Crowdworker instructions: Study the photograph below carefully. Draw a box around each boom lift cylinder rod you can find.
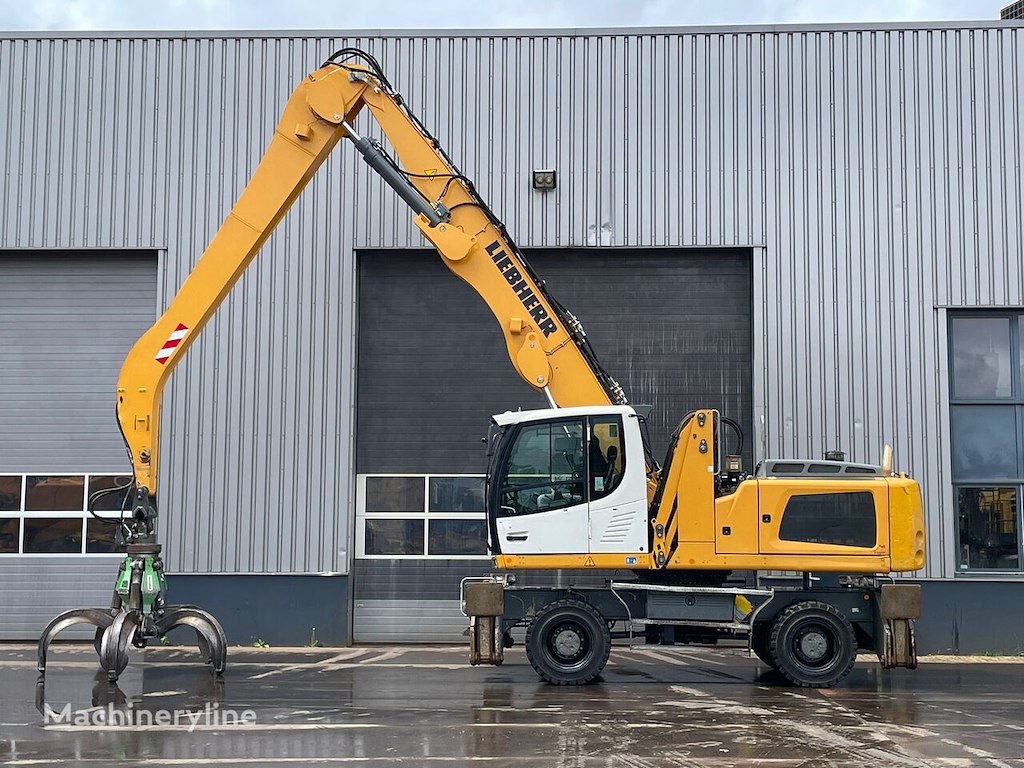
[342,120,450,227]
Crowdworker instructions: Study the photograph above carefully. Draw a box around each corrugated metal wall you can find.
[1,23,1021,578]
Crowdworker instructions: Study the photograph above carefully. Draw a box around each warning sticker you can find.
[424,168,438,177]
[155,323,189,365]
[583,556,596,567]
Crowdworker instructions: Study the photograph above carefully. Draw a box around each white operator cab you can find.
[486,405,649,556]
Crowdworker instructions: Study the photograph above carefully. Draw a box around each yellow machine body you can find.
[493,409,925,574]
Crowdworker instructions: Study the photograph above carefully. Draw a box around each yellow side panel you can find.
[756,479,890,557]
[888,476,926,571]
[714,480,760,554]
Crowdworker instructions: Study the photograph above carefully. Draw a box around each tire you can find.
[749,624,775,668]
[525,599,611,685]
[768,600,857,688]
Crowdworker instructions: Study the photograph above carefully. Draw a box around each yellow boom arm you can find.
[117,55,618,495]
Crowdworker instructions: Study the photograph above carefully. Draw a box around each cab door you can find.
[493,418,590,555]
[587,415,648,554]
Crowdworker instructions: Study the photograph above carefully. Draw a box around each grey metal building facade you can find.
[1,21,1022,651]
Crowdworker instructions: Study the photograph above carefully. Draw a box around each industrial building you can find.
[1,20,1022,652]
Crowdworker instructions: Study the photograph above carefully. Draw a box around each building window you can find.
[0,474,129,556]
[356,475,489,559]
[949,314,1024,573]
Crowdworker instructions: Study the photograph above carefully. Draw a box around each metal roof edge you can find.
[2,20,1024,41]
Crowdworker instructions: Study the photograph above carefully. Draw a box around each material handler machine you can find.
[38,49,925,688]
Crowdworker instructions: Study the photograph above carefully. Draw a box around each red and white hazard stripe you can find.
[155,323,189,364]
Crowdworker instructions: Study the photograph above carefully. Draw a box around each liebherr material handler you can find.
[38,49,925,688]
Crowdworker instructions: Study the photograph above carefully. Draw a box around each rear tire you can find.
[768,601,857,688]
[749,624,775,667]
[525,599,611,685]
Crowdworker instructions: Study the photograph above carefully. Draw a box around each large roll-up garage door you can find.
[353,248,752,642]
[0,251,157,639]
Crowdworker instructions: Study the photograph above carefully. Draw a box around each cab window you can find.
[498,419,585,516]
[589,416,625,501]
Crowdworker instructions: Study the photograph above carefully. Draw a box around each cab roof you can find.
[492,404,637,427]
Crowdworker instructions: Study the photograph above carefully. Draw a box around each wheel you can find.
[525,599,611,685]
[749,624,775,667]
[768,601,857,688]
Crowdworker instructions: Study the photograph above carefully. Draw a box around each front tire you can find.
[768,601,857,687]
[525,599,611,685]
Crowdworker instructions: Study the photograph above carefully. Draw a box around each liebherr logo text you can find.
[486,241,558,337]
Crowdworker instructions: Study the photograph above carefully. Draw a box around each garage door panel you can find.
[0,252,157,472]
[354,248,752,640]
[357,248,752,474]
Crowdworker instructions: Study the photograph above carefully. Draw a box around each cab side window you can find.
[498,419,585,516]
[589,416,625,501]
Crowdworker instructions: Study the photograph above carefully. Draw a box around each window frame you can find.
[948,312,1024,574]
[496,418,587,518]
[588,415,626,502]
[0,472,129,558]
[355,473,489,560]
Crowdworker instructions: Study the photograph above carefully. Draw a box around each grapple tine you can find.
[37,608,117,674]
[196,630,213,663]
[156,606,227,675]
[99,610,138,682]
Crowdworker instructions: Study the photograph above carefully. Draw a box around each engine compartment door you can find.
[757,478,890,557]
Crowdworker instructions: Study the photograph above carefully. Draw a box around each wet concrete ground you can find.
[1,643,1022,766]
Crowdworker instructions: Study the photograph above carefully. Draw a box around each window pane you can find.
[502,420,584,485]
[87,475,134,512]
[0,476,21,511]
[499,420,585,516]
[23,518,83,554]
[364,519,424,555]
[590,417,625,500]
[428,519,487,555]
[779,492,877,547]
[365,477,424,513]
[504,423,555,487]
[25,476,85,512]
[429,477,485,512]
[0,518,20,553]
[951,317,1012,398]
[958,487,1020,570]
[86,518,121,553]
[950,406,1019,479]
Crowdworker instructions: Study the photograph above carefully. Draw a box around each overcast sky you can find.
[0,0,1009,32]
